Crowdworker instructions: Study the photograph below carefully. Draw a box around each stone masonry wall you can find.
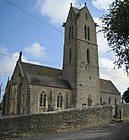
[0,106,112,139]
[115,103,129,120]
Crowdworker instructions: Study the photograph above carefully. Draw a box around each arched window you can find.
[60,94,63,107]
[57,93,63,108]
[115,98,117,104]
[39,93,43,107]
[100,97,102,105]
[69,27,71,40]
[39,92,47,108]
[87,49,90,63]
[85,13,87,20]
[84,25,87,39]
[70,48,72,62]
[69,25,74,40]
[43,94,46,107]
[88,97,92,106]
[71,25,73,39]
[108,97,111,105]
[57,95,60,107]
[88,26,90,40]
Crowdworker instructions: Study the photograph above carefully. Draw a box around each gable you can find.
[10,60,24,84]
[79,5,94,23]
[65,5,79,24]
[65,4,94,22]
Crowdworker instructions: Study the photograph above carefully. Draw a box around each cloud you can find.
[0,43,45,77]
[94,17,110,54]
[24,42,46,58]
[92,0,114,11]
[19,2,129,95]
[93,17,129,94]
[99,58,129,94]
[36,0,78,24]
[0,48,19,76]
[0,45,42,102]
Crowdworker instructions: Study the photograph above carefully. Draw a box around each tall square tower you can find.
[63,4,100,107]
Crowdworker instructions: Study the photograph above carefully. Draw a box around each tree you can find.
[123,88,129,103]
[101,0,129,72]
[0,103,2,111]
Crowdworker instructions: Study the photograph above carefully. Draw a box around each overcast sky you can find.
[0,0,128,101]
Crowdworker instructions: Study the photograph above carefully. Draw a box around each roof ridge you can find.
[21,61,62,71]
[100,78,110,81]
[28,74,69,83]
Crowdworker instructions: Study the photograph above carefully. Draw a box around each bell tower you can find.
[63,3,100,107]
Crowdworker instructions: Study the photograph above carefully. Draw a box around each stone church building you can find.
[2,4,121,116]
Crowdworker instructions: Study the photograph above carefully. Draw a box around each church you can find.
[2,4,121,116]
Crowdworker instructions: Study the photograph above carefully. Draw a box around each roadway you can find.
[8,122,129,140]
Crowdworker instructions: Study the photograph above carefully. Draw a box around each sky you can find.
[0,0,129,102]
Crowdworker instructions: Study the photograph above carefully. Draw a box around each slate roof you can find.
[27,74,72,89]
[100,79,120,95]
[18,61,120,94]
[18,61,71,89]
[20,61,62,78]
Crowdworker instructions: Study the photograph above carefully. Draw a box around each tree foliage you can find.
[0,103,2,111]
[101,0,129,72]
[123,88,129,103]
